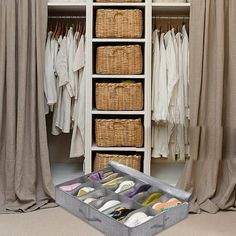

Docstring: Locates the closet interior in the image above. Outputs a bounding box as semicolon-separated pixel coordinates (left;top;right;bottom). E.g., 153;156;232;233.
46;0;190;186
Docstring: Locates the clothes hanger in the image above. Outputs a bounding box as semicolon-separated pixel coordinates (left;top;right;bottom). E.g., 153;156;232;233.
55;21;62;39
82;22;86;35
52;21;58;39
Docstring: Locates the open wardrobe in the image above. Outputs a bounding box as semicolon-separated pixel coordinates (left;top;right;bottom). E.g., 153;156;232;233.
1;0;236;236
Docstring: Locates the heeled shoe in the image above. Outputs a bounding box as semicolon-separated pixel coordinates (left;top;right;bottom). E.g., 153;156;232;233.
141;192;162;206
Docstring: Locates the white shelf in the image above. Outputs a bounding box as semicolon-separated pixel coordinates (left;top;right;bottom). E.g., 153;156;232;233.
152;2;190;15
91;144;145;152
48;1;86;14
93;2;146;7
92;109;145;115
92;38;145;43
92;74;145;79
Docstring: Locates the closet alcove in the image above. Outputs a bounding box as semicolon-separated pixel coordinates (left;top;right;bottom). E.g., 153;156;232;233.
46;0;190;186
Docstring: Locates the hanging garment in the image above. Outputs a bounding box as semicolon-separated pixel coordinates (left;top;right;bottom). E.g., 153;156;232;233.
152;33;169;158
70;34;86;158
182;25;189;120
166;29;179;159
51;36;61;135
44;31;57;105
152;30;168;122
152;29;160;114
55;36;71;133
175;32;186;160
67;27;76;98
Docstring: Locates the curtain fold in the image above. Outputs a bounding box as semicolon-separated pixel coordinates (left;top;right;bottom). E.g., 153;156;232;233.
177;0;236;213
0;0;55;213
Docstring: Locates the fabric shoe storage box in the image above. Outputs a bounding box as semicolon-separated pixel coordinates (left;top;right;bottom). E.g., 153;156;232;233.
55;162;191;236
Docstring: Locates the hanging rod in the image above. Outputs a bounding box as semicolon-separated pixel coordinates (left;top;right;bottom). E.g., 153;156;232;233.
48;16;86;19
152;16;189;19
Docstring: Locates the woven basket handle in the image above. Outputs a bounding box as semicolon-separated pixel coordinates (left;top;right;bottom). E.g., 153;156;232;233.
113;11;128;21
109;48;129;57
113;121;126;128
113;84;127;89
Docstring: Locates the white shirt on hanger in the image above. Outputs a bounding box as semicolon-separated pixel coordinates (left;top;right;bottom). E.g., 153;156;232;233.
182;25;189;119
152;33;169;158
67;27;76;98
70;34;86;158
55;36;71;133
44;31;57;105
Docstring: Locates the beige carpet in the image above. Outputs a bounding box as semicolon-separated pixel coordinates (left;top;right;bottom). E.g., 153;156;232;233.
0;207;235;236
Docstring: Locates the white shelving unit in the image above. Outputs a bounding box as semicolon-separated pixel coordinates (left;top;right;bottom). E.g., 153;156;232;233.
85;0;152;175
47;0;190;183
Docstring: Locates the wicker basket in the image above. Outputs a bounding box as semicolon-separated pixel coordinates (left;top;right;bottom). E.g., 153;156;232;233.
93;153;142;171
95;118;143;147
96;9;143;38
96;45;143;75
96;82;143;111
96;0;142;2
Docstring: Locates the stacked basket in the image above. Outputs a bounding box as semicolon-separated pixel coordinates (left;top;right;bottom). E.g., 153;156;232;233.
94;5;144;171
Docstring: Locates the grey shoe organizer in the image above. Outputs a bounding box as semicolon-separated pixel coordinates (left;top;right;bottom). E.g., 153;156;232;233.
55;161;191;236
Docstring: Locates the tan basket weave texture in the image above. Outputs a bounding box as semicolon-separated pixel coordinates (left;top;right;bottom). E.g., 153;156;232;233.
95;118;143;147
93;153;142;171
96;45;143;75
96;9;143;38
96;82;143;111
96;0;142;2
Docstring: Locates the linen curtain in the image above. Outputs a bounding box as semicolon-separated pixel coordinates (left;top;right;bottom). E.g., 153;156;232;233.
0;0;55;212
177;0;236;213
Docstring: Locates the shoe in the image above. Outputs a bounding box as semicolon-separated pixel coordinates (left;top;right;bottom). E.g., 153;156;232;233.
89;171;116;182
152;198;181;213
126;183;151;198
108;207;135;221
115;180;135;193
59;183;80;192
141;192;162;206
98;200;121;212
102;173;119;182
83;198;97;204
77;187;95;197
102;177;124;187
124;212;153;227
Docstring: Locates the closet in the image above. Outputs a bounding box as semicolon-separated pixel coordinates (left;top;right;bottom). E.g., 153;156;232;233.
46;0;190;186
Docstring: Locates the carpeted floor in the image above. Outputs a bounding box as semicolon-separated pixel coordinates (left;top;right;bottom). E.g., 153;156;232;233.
0;207;235;236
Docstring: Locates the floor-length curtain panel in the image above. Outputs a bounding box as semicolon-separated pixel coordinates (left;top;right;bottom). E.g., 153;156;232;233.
0;0;55;213
177;0;236;213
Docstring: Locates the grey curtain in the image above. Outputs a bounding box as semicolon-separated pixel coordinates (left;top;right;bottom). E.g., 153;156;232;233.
177;0;236;213
0;0;55;213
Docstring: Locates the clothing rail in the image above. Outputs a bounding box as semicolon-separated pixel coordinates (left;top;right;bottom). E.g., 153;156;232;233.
48;16;86;19
152;16;190;20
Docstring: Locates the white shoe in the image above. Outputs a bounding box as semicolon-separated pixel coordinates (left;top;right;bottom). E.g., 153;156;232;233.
124;212;153;227
115;180;135;193
98;200;121;212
